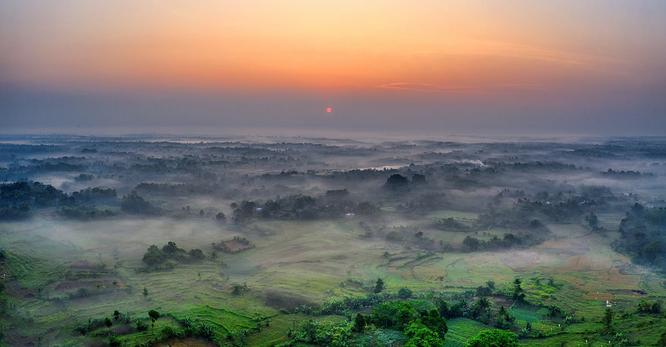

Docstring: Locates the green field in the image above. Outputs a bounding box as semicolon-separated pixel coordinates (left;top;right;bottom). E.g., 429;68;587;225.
2;210;666;346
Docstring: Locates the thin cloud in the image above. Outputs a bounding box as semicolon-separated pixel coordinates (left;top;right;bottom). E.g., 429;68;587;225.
378;82;474;93
378;82;542;93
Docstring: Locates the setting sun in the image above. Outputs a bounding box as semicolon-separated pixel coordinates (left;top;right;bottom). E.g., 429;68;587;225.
1;2;666;346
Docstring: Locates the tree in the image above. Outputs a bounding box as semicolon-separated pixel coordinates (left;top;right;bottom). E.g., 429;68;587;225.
162;241;181;254
637;299;661;314
104;317;112;328
143;287;149;297
374;278;385;293
466;329;518;347
232;283;249;295
371;301;418;330
585;212;600;231
412;174;427;184
603;307;613;332
437;299;450;318
476;286;492;297
463;236;481;251
512;279;525;302
142;245;164;267
215;212;226;222
495;306;514;329
419;309;447;337
148;309;160;327
188;248;205;261
352;313;366;333
471;297;491;320
136;320;148;331
121;192;160;215
385;174;409;189
113;310;121;321
404;321;445;347
398;287;413;299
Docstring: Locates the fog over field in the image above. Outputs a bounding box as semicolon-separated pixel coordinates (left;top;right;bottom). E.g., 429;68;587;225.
3;0;666;345
0;134;665;346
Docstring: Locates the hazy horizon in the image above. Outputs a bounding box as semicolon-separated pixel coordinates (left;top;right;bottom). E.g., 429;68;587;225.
2;1;665;136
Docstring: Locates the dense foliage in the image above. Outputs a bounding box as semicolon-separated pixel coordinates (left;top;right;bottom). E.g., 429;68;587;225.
614;204;666;271
142;241;206;270
465;329;519;347
231;194;379;222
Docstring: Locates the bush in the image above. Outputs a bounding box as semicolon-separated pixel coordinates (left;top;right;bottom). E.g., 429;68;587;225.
136;320;148;331
418;309;447;337
398;288;413;299
161;326;181;339
466;329;518;347
371;301;418;330
637;299;661;314
121;192;161;215
404;321;445;347
291;320;352;347
437;299;466;319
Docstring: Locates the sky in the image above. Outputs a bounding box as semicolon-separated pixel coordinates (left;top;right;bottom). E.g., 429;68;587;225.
1;0;665;136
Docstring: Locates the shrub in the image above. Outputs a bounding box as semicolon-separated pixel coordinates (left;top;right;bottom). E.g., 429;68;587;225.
136;319;148;332
398;288;413;299
404;321;445;347
466;329;518;347
371;301;418;330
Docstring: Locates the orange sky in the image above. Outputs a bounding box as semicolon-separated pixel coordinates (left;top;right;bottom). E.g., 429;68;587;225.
3;0;664;93
2;1;665;135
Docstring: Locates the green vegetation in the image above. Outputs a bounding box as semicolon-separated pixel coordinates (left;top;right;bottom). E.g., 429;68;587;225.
142;241;206;270
614;204;666;271
2;136;666;346
466;329;518;347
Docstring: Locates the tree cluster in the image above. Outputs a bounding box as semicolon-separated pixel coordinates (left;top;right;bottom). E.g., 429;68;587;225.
614;204;666;271
231;194;379;223
142;241;206;270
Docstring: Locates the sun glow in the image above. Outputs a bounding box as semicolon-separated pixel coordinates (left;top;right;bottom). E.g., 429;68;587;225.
2;0;654;94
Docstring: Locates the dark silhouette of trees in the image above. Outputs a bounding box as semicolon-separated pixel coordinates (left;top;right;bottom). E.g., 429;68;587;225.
120;192;161;215
385;174;409;189
411;174;426;184
512;279;525;302
398;287;413;299
603;307;614;332
614;204;666;271
637;299;661;314
142;241;206;269
373;278;385;293
215;212;226;222
148;310;160;327
352;313;366;332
